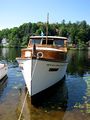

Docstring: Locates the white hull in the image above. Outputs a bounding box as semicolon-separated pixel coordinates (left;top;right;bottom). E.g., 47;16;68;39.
16;35;68;96
21;59;67;96
0;64;8;80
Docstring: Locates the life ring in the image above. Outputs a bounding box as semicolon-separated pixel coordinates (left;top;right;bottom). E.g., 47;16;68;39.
37;52;43;58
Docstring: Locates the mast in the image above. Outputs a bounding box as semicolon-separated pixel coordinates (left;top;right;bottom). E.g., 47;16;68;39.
46;13;49;44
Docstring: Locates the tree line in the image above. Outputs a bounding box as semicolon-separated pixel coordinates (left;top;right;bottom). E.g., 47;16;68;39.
0;20;90;47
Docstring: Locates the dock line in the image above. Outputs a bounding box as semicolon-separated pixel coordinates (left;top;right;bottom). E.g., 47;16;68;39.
18;58;38;120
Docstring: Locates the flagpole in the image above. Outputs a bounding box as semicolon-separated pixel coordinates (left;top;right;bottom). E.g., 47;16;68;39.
46;13;49;45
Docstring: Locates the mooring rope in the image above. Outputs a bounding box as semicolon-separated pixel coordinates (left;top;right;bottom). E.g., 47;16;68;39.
18;90;28;120
18;58;38;120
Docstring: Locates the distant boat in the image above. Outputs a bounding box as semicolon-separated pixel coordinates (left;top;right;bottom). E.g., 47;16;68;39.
0;63;8;80
16;35;68;96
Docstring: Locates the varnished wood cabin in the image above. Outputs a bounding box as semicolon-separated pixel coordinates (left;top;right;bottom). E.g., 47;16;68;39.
21;36;67;62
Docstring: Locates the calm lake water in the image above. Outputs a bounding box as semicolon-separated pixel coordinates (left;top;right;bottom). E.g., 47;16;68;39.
0;48;90;120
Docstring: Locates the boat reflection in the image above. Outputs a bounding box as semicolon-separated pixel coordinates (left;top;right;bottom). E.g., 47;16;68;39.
31;76;68;111
0;76;8;98
0;48;9;59
23;77;68;120
16;77;68;120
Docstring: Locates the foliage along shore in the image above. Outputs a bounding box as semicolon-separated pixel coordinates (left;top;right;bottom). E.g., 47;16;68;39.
0;20;90;48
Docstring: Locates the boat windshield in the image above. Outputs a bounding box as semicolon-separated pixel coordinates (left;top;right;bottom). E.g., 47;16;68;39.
42;39;53;45
54;39;64;46
29;38;65;46
31;39;41;44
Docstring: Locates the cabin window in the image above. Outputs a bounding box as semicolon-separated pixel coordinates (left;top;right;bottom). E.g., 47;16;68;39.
54;39;64;46
42;39;53;45
31;39;41;44
42;39;46;44
47;40;53;45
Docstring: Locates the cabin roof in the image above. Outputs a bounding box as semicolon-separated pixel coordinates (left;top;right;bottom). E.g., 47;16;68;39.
30;36;67;40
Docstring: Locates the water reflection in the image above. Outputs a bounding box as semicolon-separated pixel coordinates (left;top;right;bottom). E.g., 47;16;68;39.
26;77;68;120
0;48;90;120
0;47;21;62
88;50;90;59
67;50;90;76
66;50;90;114
66;75;87;110
0;76;8;100
31;77;68;111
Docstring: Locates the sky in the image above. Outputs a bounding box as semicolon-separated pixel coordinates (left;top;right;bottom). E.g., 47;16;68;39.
0;0;90;30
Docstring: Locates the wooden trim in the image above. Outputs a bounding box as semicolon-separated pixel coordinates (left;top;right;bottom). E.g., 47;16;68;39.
21;48;67;61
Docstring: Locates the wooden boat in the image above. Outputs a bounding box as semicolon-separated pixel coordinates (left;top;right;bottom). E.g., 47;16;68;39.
16;36;68;96
0;63;8;80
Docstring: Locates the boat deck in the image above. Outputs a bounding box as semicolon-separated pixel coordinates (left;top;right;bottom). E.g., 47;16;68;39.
0;64;5;69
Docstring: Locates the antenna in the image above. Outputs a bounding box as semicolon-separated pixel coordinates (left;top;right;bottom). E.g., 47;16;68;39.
46;13;49;44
